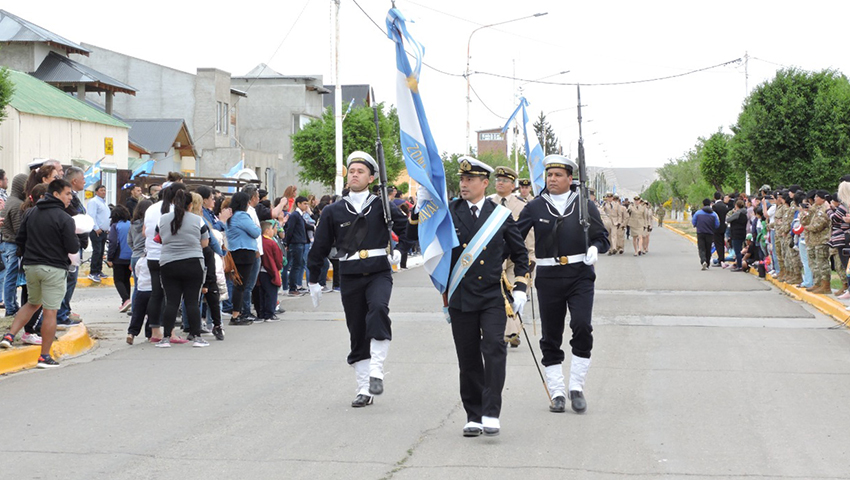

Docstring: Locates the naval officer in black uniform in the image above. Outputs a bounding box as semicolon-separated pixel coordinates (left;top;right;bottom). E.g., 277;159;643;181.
517;155;609;414
307;151;407;408
446;156;529;437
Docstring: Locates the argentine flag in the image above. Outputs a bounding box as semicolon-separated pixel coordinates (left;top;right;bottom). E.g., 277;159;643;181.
387;8;458;293
130;159;155;180
83;159;103;189
502;97;545;195
225;160;244;178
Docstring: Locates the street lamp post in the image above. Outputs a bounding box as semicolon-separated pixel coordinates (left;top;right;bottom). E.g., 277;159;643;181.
465;12;547;154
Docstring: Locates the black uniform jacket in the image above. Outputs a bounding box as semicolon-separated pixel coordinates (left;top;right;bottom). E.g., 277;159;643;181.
307;194;407;283
516;191;609;279
448;198;529;312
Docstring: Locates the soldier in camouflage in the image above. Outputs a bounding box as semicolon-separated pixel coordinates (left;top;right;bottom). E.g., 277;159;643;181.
782;195;804;284
800;190;832;293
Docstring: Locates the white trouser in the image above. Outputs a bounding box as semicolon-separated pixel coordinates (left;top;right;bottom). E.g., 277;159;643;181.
370;339;390;379
569;355;591;392
353;359;370;396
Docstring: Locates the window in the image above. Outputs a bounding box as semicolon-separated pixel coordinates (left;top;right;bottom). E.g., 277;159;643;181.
222;103;229;135
292;114;315;134
216;102;222;133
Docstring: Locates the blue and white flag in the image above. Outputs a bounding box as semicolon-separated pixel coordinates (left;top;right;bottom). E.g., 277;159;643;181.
225;160;244;178
130;159;155;179
83;159;103;189
502;97;545;195
387;8;458;293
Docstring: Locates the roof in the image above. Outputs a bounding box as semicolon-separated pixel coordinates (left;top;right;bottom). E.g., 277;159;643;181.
31;51;136;95
0;10;90;56
323;84;371;112
234;64;318;81
125;119;196;157
6;69;127;128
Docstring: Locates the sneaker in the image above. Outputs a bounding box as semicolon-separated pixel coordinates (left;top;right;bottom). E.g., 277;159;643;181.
56;320;82;331
21;332;42;345
701;262;707;271
212;326;225;341
87;274;101;283
333;287;341;293
296;287;309;293
265;315;281;323
155;338;171;348
0;332;14;348
186;333;196;341
229;317;253;326
119;299;132;313
36;354;60;368
200;323;212;334
193;336;209;348
97;273;110;279
288;290;303;297
69;312;82;322
321;286;333;293
170;336;189;345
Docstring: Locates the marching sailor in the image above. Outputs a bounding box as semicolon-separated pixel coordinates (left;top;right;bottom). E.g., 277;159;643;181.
307;151;407;408
487;166;535;347
517;155;609;414
446;156;529;437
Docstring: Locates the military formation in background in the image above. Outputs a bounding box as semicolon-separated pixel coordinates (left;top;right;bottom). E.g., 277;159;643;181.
599;192;657;256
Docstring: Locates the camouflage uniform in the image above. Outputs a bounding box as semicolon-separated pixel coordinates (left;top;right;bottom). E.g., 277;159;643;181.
782;204;803;283
772;203;787;279
801;202;831;290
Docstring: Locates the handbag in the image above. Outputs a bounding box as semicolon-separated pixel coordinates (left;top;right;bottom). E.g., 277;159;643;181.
223;251;242;286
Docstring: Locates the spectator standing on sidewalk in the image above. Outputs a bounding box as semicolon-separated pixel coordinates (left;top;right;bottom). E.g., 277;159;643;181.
57;167;88;328
125;184;142;216
0;179;80;368
828;193;850;297
225;191;261;326
258;221;283;321
712;192;728;266
1;173;27;318
726;199;748;272
0;169;8;309
285;196;310;295
107;205;133;312
87;184;110;282
692;199;719;270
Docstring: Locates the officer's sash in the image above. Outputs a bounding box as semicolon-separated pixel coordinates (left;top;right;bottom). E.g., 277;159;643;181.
447;204;512;301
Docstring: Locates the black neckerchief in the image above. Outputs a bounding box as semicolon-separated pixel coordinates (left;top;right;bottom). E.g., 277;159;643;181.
336;194;377;257
539;191;578;258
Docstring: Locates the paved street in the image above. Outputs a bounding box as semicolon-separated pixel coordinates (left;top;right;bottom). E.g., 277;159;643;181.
3;226;850;479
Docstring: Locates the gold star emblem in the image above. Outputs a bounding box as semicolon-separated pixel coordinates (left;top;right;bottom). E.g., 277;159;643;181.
407;75;419;93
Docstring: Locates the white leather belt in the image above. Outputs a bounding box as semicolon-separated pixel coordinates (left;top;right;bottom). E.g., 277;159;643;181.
339;248;387;262
536;254;586;266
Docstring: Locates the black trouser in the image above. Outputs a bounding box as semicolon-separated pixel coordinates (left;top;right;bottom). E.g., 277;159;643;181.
714;228;726;263
127;290;152;336
202;283;221;327
230;260;255;315
330;258;340;289
146;260;164;328
257;272;278;319
697;233;714;266
113;261;132;302
160;258;204;337
89;230;108;275
21;286;41;334
340;270;393;365
536;269;596;364
449;305;507;422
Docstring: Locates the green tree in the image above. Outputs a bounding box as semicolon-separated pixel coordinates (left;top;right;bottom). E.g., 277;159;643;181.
730;68;850;190
291;104;404;188
0;68;14;127
698;129;732;193
533;112;559;156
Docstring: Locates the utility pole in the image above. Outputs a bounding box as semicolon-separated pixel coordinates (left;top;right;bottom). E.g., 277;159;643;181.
744;51;750;196
333;0;343;196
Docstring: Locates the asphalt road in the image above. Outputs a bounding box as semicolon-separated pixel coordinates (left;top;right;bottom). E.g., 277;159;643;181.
2;226;850;479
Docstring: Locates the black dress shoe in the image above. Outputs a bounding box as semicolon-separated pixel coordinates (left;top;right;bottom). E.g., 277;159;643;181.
369;376;383;395
549;396;566;413
569;390;587;413
351;394;373;408
462;424;483;437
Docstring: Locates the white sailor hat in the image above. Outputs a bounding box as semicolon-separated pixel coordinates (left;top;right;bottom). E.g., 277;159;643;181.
543;155;577;173
457;155;493;177
346;151;378;175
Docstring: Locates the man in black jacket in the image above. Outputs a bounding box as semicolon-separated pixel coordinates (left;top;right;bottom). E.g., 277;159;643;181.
447;156;529;437
712;192;728;266
0;179;80;368
517;155;610;415
307;151;407;408
285;196;310;295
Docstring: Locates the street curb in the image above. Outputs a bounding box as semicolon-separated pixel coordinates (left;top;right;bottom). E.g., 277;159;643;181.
77;277;114;288
0;323;96;375
665;224;850;326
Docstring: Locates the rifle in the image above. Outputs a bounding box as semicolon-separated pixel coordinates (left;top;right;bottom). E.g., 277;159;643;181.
371;88;394;253
576;85;590;249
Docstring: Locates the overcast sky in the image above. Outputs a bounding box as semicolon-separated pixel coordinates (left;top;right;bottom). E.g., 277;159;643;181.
7;0;850;170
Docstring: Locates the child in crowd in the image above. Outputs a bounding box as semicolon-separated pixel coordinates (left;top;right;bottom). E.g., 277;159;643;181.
126;255;153;345
258;221;284;322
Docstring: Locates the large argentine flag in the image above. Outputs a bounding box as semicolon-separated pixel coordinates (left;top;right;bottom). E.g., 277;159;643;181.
502;97;545;195
387;8;457;293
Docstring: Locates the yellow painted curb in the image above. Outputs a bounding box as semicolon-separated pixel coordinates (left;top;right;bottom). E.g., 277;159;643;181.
0;323;96;375
667;224;850;325
665;224;697;244
77;276;115;288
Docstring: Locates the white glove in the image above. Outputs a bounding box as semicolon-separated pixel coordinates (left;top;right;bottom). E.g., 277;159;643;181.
415;187;434;213
72;214;94;234
511;290;527;317
443;306;451;324
309;283;323;308
389;249;402;266
583;245;598;265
